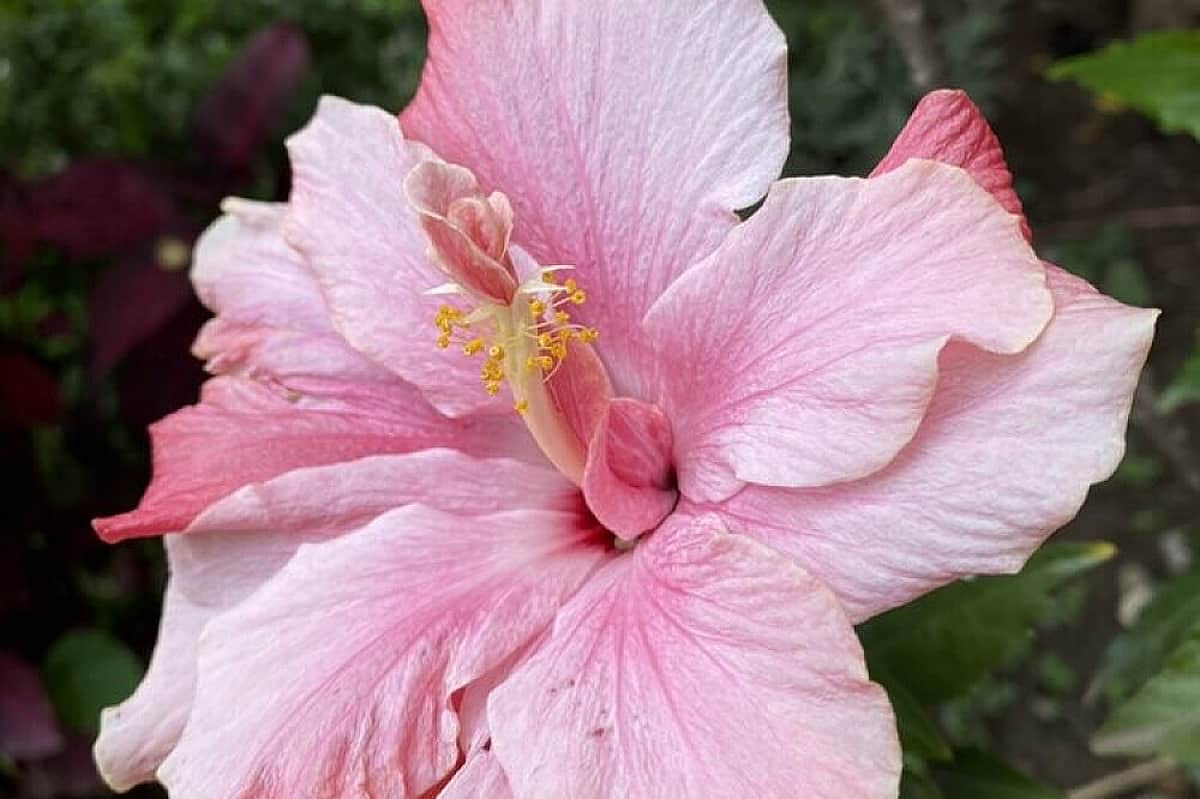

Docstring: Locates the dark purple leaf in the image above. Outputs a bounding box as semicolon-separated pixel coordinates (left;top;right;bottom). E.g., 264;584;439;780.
116;298;208;428
30;159;175;261
0;652;64;760
39;734;105;796
191;23;310;184
88;252;196;374
0;352;63;426
0;168;34;288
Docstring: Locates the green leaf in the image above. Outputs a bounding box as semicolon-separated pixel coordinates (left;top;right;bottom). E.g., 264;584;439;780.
1158;348;1200;414
901;762;946;799
42;629;143;734
933;749;1065;798
860;542;1114;704
1047;30;1200;140
875;667;953;762
1100;258;1153;307
1093;567;1200;704
1093;632;1200;762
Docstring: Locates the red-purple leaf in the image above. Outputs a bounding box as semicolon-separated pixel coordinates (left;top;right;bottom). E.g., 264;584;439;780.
0;168;35;285
115;298;208;427
88;254;196;375
192;23;310;180
0;652;64;760
0;352;63;426
30;159;175;261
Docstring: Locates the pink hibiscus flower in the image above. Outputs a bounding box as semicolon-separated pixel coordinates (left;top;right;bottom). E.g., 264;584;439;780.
92;2;1157;797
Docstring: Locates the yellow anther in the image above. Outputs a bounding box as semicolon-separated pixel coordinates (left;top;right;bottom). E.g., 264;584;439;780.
435;304;462;326
430;270;598;402
481;361;504;381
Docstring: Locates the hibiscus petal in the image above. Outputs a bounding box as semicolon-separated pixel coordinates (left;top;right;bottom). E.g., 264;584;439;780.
191;199;327;336
284;95;492;416
159;504;609;799
582;397;677;539
404;160;518;304
190;197;414;388
645;159;1052;501
401;0;789;392
94;450;573;790
93;555;204;791
489;514;900;799
439;750;513;799
91;192;536;542
94;375;528;542
872;89;1030;241
718;265;1157;622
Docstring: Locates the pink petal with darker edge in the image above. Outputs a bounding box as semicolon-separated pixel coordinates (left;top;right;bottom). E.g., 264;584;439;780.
873;89;1031;241
94;450;575;791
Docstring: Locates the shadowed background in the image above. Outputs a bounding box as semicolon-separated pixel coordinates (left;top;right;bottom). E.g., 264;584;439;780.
1;1;1198;797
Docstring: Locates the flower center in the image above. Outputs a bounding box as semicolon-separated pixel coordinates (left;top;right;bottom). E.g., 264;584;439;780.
406;160;602;485
430;270;600;484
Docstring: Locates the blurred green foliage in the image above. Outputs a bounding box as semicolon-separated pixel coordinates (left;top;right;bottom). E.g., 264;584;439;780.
1159;347;1200;414
9;1;1188;796
1044;224;1154;307
0;0;426;178
1;0;1011;180
42;629;143;734
1094;631;1200;762
862;543;1113;795
770;0;1008;176
1047;29;1200;776
861;542;1114;705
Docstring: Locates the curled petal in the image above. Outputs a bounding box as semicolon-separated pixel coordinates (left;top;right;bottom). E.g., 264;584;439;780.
647;159;1051;501
873;89;1030;240
718;265;1158;621
582;397;677;539
404;161;517;304
93;375;524;542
